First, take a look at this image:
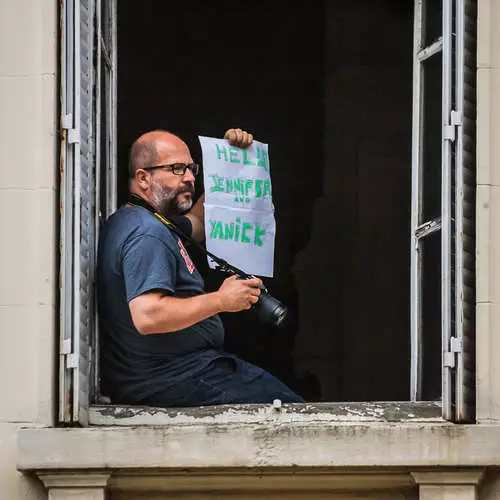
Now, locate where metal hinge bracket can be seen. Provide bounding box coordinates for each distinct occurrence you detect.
[443,110,462,142]
[62,338,79,369]
[66,353,79,369]
[61,113,80,144]
[443,336,463,368]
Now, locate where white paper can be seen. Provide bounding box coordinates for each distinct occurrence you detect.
[199,135,275,277]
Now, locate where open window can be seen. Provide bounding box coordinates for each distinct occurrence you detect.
[58,0,477,425]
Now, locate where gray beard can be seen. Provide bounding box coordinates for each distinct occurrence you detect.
[151,182,193,217]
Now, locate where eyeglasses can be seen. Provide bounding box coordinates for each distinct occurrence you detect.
[142,163,200,176]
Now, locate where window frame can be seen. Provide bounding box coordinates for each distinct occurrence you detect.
[58,0,478,425]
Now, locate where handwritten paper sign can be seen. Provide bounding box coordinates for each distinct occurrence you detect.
[198,136,275,277]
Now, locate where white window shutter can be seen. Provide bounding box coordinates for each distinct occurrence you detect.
[59,0,97,425]
[410,0,449,407]
[441,0,454,423]
[454,0,477,423]
[411,0,477,422]
[59,0,77,424]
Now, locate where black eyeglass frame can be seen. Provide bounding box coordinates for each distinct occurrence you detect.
[142,162,200,176]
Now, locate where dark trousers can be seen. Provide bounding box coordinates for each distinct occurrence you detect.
[139,355,304,407]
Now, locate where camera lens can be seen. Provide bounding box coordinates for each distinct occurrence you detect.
[256,291,288,327]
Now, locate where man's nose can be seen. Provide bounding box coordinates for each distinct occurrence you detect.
[183,167,196,183]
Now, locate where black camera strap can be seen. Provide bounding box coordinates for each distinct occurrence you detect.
[127,194,250,278]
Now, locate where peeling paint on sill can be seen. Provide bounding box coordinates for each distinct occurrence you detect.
[89,401,443,427]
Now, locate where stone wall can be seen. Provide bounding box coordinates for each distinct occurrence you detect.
[0,0,58,498]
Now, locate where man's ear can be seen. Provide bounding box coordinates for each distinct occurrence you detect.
[135,169,150,189]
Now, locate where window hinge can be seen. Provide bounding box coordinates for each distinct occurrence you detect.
[443,336,463,368]
[66,353,79,370]
[61,113,80,144]
[443,110,462,142]
[451,110,462,126]
[62,339,79,370]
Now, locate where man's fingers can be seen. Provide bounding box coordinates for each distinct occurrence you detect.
[249,295,259,305]
[224,129,236,143]
[235,128,243,144]
[239,130,254,148]
[247,277,263,288]
[224,128,254,148]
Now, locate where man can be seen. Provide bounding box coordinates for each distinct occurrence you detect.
[97,128,304,407]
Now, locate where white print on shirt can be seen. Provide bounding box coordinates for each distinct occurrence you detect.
[177,238,195,274]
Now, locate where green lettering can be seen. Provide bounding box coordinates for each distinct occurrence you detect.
[225,178,233,193]
[235,217,241,241]
[255,148,265,167]
[209,174,224,193]
[209,220,217,239]
[224,223,234,240]
[233,179,243,194]
[243,149,255,166]
[262,149,270,172]
[254,148,270,172]
[229,146,240,163]
[216,144,227,161]
[254,223,265,247]
[245,178,254,196]
[255,179,263,198]
[214,221,223,239]
[242,223,252,243]
[263,180,272,197]
[255,147,264,167]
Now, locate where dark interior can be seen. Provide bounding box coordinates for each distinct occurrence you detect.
[116,0,442,402]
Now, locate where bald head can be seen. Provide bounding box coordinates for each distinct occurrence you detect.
[128,130,190,178]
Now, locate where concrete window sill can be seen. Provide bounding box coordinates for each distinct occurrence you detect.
[17,402,496,495]
[89,400,443,426]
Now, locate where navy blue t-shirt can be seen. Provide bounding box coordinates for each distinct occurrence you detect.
[97,205,225,403]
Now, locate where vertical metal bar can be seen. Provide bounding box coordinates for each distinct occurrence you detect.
[93,0,103,402]
[95,0,102,228]
[72,0,82,420]
[410,0,425,401]
[108,0,118,215]
[59,0,75,424]
[441,0,453,421]
[455,0,465,421]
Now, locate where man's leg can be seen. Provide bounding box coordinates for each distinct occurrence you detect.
[180,355,304,405]
[219,356,305,404]
[139,355,304,407]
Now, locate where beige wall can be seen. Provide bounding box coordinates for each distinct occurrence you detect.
[476,0,500,423]
[0,0,58,498]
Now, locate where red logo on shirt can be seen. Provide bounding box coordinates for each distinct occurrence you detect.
[177,238,195,274]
